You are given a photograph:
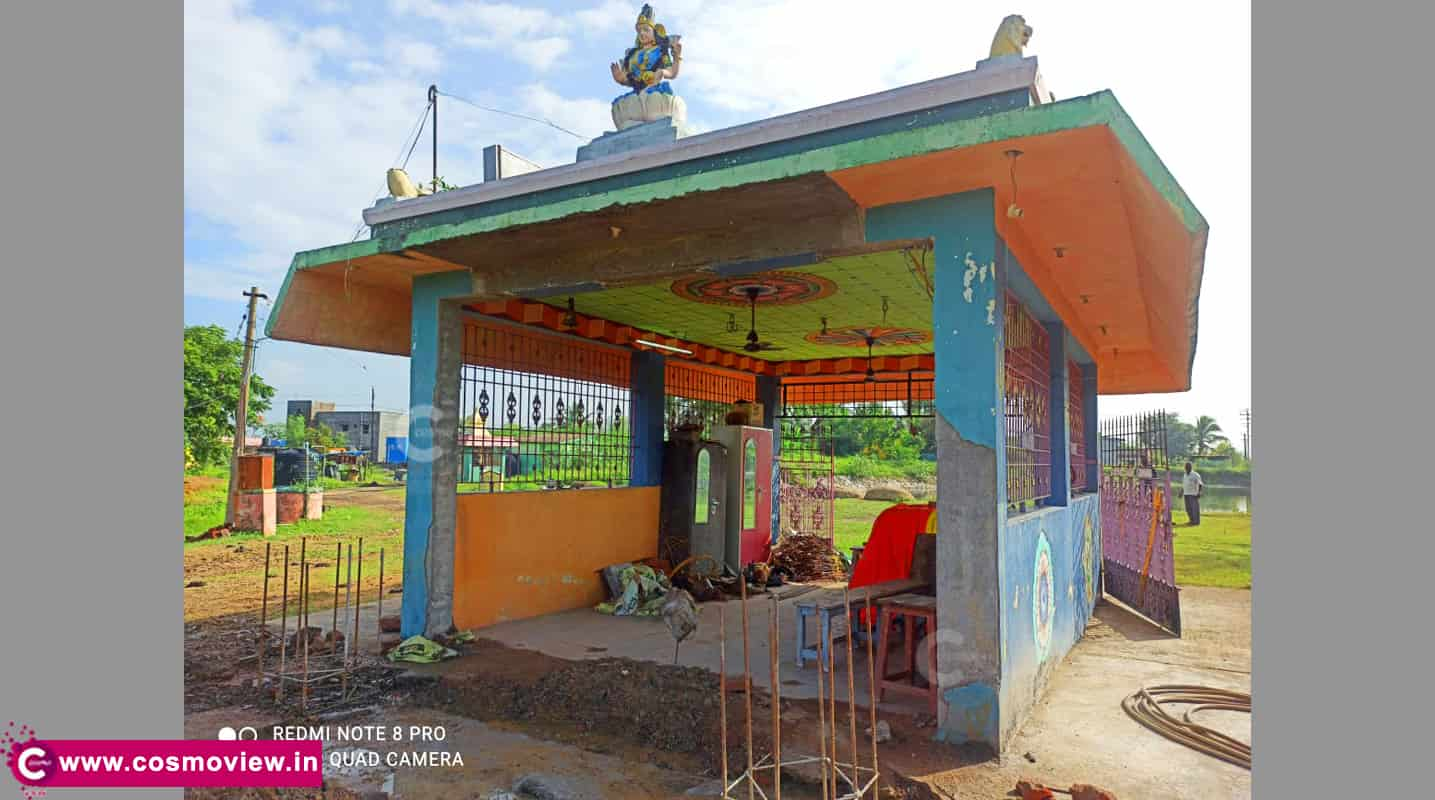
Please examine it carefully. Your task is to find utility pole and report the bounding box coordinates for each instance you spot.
[370,385,377,475]
[1241,408,1251,461]
[226,286,267,526]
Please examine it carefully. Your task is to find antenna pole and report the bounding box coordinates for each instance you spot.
[428,84,438,193]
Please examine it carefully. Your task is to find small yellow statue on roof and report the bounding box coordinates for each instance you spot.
[989,14,1033,58]
[609,4,687,131]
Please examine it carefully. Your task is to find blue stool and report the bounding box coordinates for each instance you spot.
[795,597,872,671]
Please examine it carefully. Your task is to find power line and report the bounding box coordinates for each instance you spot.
[437,89,589,141]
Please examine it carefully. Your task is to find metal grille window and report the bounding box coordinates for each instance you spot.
[1004,293,1051,510]
[664,362,757,439]
[777,375,934,419]
[459,319,633,492]
[1069,360,1088,492]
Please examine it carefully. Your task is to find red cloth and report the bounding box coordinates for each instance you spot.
[848,502,936,625]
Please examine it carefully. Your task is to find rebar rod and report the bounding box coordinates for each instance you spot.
[843,589,859,794]
[719,604,729,798]
[865,592,879,796]
[827,625,839,797]
[301,562,311,712]
[332,543,342,635]
[277,545,289,702]
[343,543,353,663]
[353,537,364,660]
[259,542,271,680]
[815,617,829,800]
[376,548,386,649]
[768,597,781,800]
[739,575,754,800]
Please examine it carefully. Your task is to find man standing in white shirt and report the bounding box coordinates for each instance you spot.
[1181,461,1204,525]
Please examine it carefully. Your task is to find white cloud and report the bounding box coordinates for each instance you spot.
[299,26,355,54]
[184,0,488,297]
[390,0,574,70]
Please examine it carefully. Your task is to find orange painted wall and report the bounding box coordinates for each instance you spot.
[452,487,660,630]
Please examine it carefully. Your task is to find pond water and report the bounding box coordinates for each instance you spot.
[1177,485,1251,514]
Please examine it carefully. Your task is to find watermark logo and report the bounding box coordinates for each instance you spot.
[4,723,48,799]
[914,627,968,689]
[404,404,445,465]
[216,728,258,742]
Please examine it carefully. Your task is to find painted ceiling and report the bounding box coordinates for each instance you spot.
[534,247,935,362]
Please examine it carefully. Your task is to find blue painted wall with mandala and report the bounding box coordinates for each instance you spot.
[1032,530,1055,662]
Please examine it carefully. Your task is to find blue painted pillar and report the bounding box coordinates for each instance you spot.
[867,190,1005,751]
[1082,363,1099,492]
[757,374,781,541]
[401,271,473,639]
[629,350,666,486]
[1047,324,1070,507]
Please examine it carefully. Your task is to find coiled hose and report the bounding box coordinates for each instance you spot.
[1122,684,1251,769]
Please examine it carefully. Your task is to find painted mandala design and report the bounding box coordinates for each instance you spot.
[1033,531,1055,662]
[804,325,932,347]
[670,272,837,307]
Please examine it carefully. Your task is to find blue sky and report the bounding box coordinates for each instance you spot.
[184,0,1250,443]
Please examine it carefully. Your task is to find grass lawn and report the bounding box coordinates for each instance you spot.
[183,468,406,621]
[1171,509,1251,588]
[828,497,1250,589]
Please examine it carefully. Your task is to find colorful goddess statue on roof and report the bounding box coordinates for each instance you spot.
[609,4,686,131]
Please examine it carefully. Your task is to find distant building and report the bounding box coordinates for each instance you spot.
[286,400,335,425]
[312,409,409,460]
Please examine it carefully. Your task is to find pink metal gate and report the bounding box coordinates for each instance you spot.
[1099,412,1182,636]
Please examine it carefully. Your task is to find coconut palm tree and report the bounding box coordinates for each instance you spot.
[1193,415,1229,455]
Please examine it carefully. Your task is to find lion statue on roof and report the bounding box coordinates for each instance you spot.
[989,14,1033,58]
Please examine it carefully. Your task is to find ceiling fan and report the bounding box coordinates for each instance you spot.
[741,286,785,353]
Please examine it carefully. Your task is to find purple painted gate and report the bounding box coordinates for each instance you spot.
[1099,412,1182,636]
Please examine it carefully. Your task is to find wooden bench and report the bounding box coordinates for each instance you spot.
[794,577,928,671]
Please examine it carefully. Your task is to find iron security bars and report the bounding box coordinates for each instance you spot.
[1069,360,1090,492]
[1005,293,1051,511]
[776,375,935,419]
[664,361,758,439]
[1099,409,1176,474]
[459,319,633,492]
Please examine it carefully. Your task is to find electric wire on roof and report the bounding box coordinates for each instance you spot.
[437,89,590,141]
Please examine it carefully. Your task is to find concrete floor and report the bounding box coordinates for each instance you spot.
[477,582,904,708]
[925,586,1252,799]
